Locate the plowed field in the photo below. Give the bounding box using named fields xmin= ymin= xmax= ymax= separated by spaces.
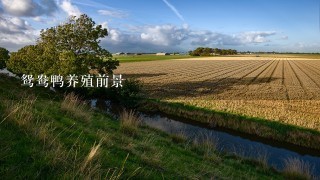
xmin=115 ymin=57 xmax=320 ymax=131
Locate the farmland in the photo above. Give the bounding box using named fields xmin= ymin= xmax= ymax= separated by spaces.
xmin=115 ymin=57 xmax=320 ymax=132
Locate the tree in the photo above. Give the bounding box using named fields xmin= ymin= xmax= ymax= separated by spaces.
xmin=214 ymin=48 xmax=221 ymax=55
xmin=0 ymin=47 xmax=10 ymax=69
xmin=7 ymin=14 xmax=119 ymax=76
xmin=202 ymin=47 xmax=212 ymax=56
xmin=7 ymin=45 xmax=44 ymax=75
xmin=191 ymin=47 xmax=205 ymax=56
xmin=189 ymin=47 xmax=237 ymax=56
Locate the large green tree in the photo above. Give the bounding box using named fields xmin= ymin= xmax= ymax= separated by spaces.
xmin=0 ymin=47 xmax=10 ymax=69
xmin=7 ymin=14 xmax=119 ymax=76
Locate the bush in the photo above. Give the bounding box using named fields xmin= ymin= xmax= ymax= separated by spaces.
xmin=118 ymin=78 xmax=143 ymax=107
xmin=56 ymin=77 xmax=143 ymax=108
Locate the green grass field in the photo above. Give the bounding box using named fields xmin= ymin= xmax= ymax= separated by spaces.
xmin=114 ymin=54 xmax=320 ymax=63
xmin=0 ymin=74 xmax=287 ymax=179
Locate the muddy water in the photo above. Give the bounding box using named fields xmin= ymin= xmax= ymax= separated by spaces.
xmin=91 ymin=99 xmax=320 ymax=177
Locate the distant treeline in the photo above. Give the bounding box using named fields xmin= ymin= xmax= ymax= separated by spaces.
xmin=189 ymin=47 xmax=238 ymax=56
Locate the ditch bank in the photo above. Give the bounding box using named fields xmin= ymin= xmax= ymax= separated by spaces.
xmin=91 ymin=99 xmax=320 ymax=177
xmin=138 ymin=99 xmax=320 ymax=151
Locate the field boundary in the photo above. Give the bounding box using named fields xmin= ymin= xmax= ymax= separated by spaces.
xmin=138 ymin=99 xmax=320 ymax=150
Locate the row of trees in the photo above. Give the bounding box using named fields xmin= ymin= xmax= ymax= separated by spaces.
xmin=189 ymin=47 xmax=238 ymax=56
xmin=1 ymin=14 xmax=119 ymax=76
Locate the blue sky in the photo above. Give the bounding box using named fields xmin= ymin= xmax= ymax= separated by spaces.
xmin=0 ymin=0 xmax=319 ymax=52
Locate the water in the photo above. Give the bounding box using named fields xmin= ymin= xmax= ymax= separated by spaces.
xmin=91 ymin=99 xmax=320 ymax=177
xmin=0 ymin=68 xmax=19 ymax=78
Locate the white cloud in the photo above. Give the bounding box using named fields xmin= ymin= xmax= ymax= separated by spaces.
xmin=98 ymin=9 xmax=128 ymax=18
xmin=100 ymin=24 xmax=278 ymax=52
xmin=162 ymin=0 xmax=184 ymax=21
xmin=100 ymin=22 xmax=124 ymax=42
xmin=59 ymin=0 xmax=81 ymax=17
xmin=277 ymin=42 xmax=320 ymax=53
xmin=293 ymin=42 xmax=318 ymax=49
xmin=1 ymin=0 xmax=34 ymax=16
xmin=0 ymin=16 xmax=32 ymax=33
xmin=0 ymin=16 xmax=37 ymax=51
xmin=32 ymin=16 xmax=43 ymax=22
xmin=109 ymin=29 xmax=122 ymax=42
xmin=238 ymin=31 xmax=276 ymax=44
xmin=100 ymin=21 xmax=108 ymax=29
xmin=1 ymin=0 xmax=58 ymax=17
xmin=190 ymin=31 xmax=277 ymax=46
xmin=101 ymin=24 xmax=188 ymax=51
xmin=140 ymin=24 xmax=189 ymax=46
xmin=73 ymin=0 xmax=114 ymax=10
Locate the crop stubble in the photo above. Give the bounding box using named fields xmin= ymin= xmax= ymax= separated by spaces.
xmin=115 ymin=57 xmax=320 ymax=131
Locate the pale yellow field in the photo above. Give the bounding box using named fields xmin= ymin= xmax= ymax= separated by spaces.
xmin=176 ymin=56 xmax=318 ymax=61
xmin=115 ymin=57 xmax=320 ymax=131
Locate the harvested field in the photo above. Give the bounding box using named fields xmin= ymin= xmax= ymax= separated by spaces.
xmin=115 ymin=57 xmax=320 ymax=131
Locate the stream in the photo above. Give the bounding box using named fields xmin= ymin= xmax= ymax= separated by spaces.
xmin=91 ymin=99 xmax=320 ymax=177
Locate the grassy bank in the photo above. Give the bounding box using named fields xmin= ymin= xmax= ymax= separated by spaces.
xmin=139 ymin=99 xmax=320 ymax=150
xmin=0 ymin=74 xmax=312 ymax=179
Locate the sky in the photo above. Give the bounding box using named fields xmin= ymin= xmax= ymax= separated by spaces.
xmin=0 ymin=0 xmax=319 ymax=53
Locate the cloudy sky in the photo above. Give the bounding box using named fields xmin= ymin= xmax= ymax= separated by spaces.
xmin=0 ymin=0 xmax=319 ymax=53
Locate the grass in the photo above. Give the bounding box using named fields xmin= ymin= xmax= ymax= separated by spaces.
xmin=192 ymin=133 xmax=219 ymax=159
xmin=255 ymin=150 xmax=269 ymax=170
xmin=115 ymin=54 xmax=320 ymax=63
xmin=119 ymin=109 xmax=141 ymax=136
xmin=61 ymin=92 xmax=92 ymax=122
xmin=139 ymin=99 xmax=320 ymax=150
xmin=2 ymin=95 xmax=36 ymax=126
xmin=0 ymin=74 xmax=286 ymax=179
xmin=170 ymin=131 xmax=187 ymax=144
xmin=115 ymin=53 xmax=320 ymax=63
xmin=114 ymin=54 xmax=192 ymax=63
xmin=283 ymin=157 xmax=314 ymax=180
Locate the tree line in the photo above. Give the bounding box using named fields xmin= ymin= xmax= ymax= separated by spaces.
xmin=189 ymin=47 xmax=238 ymax=56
